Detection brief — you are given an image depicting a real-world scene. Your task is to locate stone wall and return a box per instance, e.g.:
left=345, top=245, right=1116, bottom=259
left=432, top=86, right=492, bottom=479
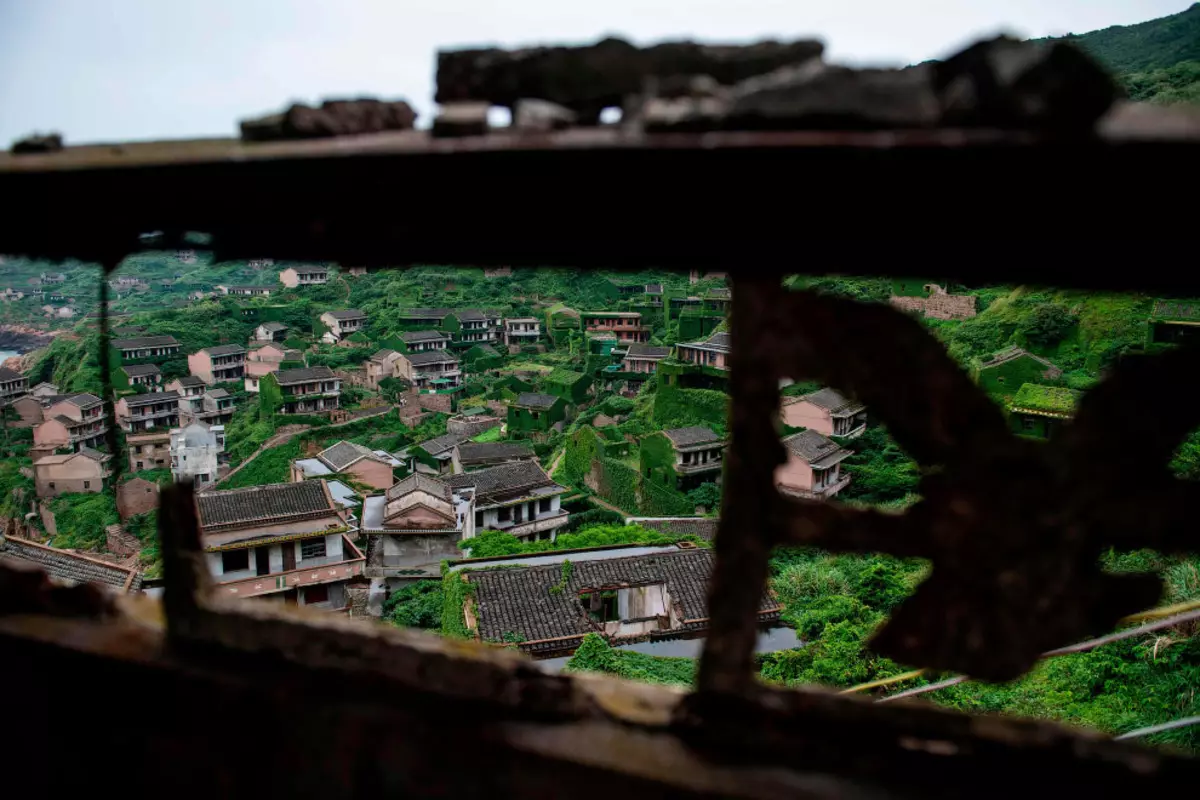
left=415, top=393, right=453, bottom=414
left=446, top=415, right=502, bottom=437
left=117, top=478, right=161, bottom=521
left=888, top=290, right=977, bottom=321
left=105, top=523, right=142, bottom=557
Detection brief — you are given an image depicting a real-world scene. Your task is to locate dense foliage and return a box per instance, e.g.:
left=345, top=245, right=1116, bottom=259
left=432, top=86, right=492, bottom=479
left=565, top=633, right=695, bottom=686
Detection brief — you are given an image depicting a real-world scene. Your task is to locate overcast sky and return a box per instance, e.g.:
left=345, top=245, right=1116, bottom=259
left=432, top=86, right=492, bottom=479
left=0, top=1, right=1188, bottom=144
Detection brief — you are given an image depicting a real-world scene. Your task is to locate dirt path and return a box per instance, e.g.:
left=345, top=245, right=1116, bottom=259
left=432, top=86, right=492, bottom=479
left=545, top=447, right=565, bottom=477
left=584, top=494, right=628, bottom=516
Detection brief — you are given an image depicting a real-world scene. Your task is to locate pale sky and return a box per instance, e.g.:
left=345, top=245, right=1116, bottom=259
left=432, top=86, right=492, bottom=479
left=0, top=1, right=1188, bottom=144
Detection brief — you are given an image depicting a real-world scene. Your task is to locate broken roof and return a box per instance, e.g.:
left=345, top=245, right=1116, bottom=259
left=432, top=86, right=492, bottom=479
left=514, top=392, right=559, bottom=410
left=400, top=329, right=450, bottom=342
left=112, top=335, right=180, bottom=349
left=782, top=430, right=853, bottom=469
left=197, top=480, right=336, bottom=530
left=796, top=387, right=866, bottom=417
left=455, top=441, right=536, bottom=463
left=0, top=535, right=141, bottom=593
left=663, top=426, right=723, bottom=448
left=325, top=309, right=366, bottom=320
left=444, top=460, right=561, bottom=504
left=275, top=365, right=336, bottom=385
left=318, top=440, right=388, bottom=472
left=406, top=349, right=458, bottom=366
left=466, top=548, right=777, bottom=649
left=625, top=344, right=671, bottom=358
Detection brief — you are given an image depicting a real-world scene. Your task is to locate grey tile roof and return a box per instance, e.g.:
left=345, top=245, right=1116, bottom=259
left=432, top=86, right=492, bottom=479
left=385, top=472, right=452, bottom=502
left=275, top=365, right=336, bottom=385
left=705, top=332, right=731, bottom=349
left=0, top=367, right=25, bottom=382
left=626, top=344, right=670, bottom=358
left=206, top=388, right=230, bottom=399
left=799, top=387, right=865, bottom=416
left=204, top=344, right=246, bottom=357
left=121, top=364, right=161, bottom=377
left=515, top=392, right=558, bottom=410
left=112, top=335, right=180, bottom=349
left=455, top=309, right=490, bottom=321
left=125, top=390, right=180, bottom=407
left=326, top=309, right=366, bottom=320
left=197, top=481, right=335, bottom=530
left=77, top=447, right=112, bottom=463
left=290, top=265, right=328, bottom=275
left=173, top=375, right=206, bottom=387
left=400, top=329, right=449, bottom=343
left=319, top=440, right=385, bottom=472
left=782, top=430, right=852, bottom=469
left=407, top=349, right=458, bottom=366
left=413, top=432, right=469, bottom=457
left=627, top=518, right=719, bottom=540
left=443, top=461, right=559, bottom=504
left=400, top=308, right=452, bottom=319
left=259, top=321, right=289, bottom=331
left=370, top=349, right=399, bottom=362
left=456, top=442, right=535, bottom=463
left=0, top=536, right=141, bottom=593
left=663, top=426, right=722, bottom=448
left=466, top=549, right=776, bottom=647
left=65, top=393, right=103, bottom=409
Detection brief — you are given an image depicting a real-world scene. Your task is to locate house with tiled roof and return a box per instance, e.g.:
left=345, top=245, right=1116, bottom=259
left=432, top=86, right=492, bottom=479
left=119, top=363, right=162, bottom=389
left=452, top=441, right=537, bottom=473
left=396, top=349, right=461, bottom=390
left=272, top=366, right=340, bottom=415
left=781, top=387, right=867, bottom=438
left=642, top=427, right=727, bottom=490
left=775, top=430, right=854, bottom=500
left=114, top=390, right=181, bottom=433
left=111, top=335, right=181, bottom=361
left=624, top=517, right=719, bottom=540
left=620, top=344, right=671, bottom=375
left=291, top=440, right=398, bottom=490
left=359, top=473, right=477, bottom=594
left=396, top=329, right=452, bottom=353
left=1008, top=383, right=1080, bottom=439
left=319, top=309, right=368, bottom=343
left=457, top=546, right=779, bottom=657
left=507, top=392, right=567, bottom=433
left=502, top=317, right=541, bottom=347
left=32, top=393, right=107, bottom=453
left=279, top=264, right=329, bottom=287
left=217, top=284, right=275, bottom=297
left=365, top=349, right=402, bottom=388
left=252, top=320, right=289, bottom=342
left=582, top=310, right=649, bottom=344
left=0, top=366, right=28, bottom=406
left=33, top=448, right=112, bottom=498
left=188, top=343, right=246, bottom=385
left=244, top=342, right=303, bottom=392
left=444, top=461, right=568, bottom=542
left=399, top=432, right=470, bottom=476
left=449, top=309, right=502, bottom=349
left=674, top=331, right=730, bottom=373
left=195, top=480, right=364, bottom=611
left=0, top=535, right=142, bottom=593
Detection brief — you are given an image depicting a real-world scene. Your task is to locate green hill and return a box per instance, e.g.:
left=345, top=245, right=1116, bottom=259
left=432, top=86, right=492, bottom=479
left=1039, top=3, right=1200, bottom=105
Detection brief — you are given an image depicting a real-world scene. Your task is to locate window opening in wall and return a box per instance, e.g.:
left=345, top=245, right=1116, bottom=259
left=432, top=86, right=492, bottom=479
left=222, top=549, right=249, bottom=573
left=583, top=589, right=620, bottom=623
left=305, top=584, right=329, bottom=605
left=301, top=538, right=327, bottom=560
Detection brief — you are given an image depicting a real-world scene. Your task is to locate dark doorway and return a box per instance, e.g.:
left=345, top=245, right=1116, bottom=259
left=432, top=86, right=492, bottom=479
left=255, top=547, right=270, bottom=576
left=282, top=544, right=296, bottom=572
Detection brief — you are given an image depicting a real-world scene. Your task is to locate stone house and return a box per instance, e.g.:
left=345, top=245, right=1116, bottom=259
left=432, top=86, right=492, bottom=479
left=252, top=321, right=290, bottom=342
left=445, top=461, right=568, bottom=542
left=775, top=430, right=854, bottom=500
left=291, top=440, right=397, bottom=491
left=166, top=375, right=206, bottom=416
left=120, top=363, right=162, bottom=388
left=196, top=480, right=364, bottom=611
left=1008, top=383, right=1080, bottom=439
left=542, top=368, right=591, bottom=405
left=451, top=309, right=501, bottom=349
left=116, top=476, right=161, bottom=520
left=889, top=284, right=977, bottom=320
left=0, top=367, right=29, bottom=405
left=274, top=366, right=340, bottom=415
left=675, top=331, right=730, bottom=372
left=451, top=441, right=537, bottom=473
left=170, top=422, right=226, bottom=488
left=582, top=311, right=649, bottom=344
left=319, top=309, right=368, bottom=343
left=33, top=448, right=112, bottom=498
left=399, top=432, right=470, bottom=476
left=646, top=426, right=726, bottom=490
left=127, top=430, right=171, bottom=472
left=0, top=535, right=141, bottom=593
left=502, top=317, right=541, bottom=347
left=620, top=344, right=670, bottom=375
left=365, top=349, right=403, bottom=388
left=780, top=388, right=867, bottom=438
left=279, top=265, right=329, bottom=287
left=115, top=391, right=181, bottom=433
left=11, top=395, right=45, bottom=428
left=974, top=347, right=1062, bottom=395
left=33, top=393, right=108, bottom=452
left=457, top=546, right=779, bottom=657
left=397, top=329, right=452, bottom=354
left=396, top=350, right=461, bottom=390
left=111, top=335, right=181, bottom=361
left=507, top=392, right=567, bottom=433
left=188, top=344, right=246, bottom=385
left=30, top=382, right=60, bottom=399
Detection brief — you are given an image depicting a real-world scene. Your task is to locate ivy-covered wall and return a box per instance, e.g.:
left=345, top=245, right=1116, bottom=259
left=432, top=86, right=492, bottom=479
left=543, top=368, right=591, bottom=404
left=652, top=379, right=729, bottom=434
left=976, top=354, right=1059, bottom=398
left=639, top=431, right=677, bottom=489
left=507, top=397, right=566, bottom=433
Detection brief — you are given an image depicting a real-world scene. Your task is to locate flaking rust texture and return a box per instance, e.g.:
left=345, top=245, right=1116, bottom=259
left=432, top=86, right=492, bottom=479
left=701, top=282, right=1200, bottom=683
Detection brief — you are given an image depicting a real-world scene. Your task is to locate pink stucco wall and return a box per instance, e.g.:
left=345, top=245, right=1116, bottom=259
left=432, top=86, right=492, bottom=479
left=780, top=400, right=834, bottom=436
left=348, top=459, right=395, bottom=491
left=773, top=451, right=815, bottom=494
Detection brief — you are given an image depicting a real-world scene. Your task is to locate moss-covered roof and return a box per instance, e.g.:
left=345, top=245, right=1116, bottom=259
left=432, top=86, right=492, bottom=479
left=545, top=367, right=586, bottom=386
left=1009, top=383, right=1079, bottom=417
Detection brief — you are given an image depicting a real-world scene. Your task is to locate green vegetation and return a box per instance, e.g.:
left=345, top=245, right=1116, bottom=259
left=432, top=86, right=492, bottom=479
left=221, top=438, right=303, bottom=489
left=1009, top=383, right=1079, bottom=415
left=459, top=524, right=682, bottom=558
left=49, top=493, right=119, bottom=551
left=565, top=634, right=695, bottom=686
left=383, top=580, right=443, bottom=629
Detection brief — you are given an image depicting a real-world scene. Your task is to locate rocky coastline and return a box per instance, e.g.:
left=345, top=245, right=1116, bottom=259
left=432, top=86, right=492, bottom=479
left=0, top=325, right=54, bottom=373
